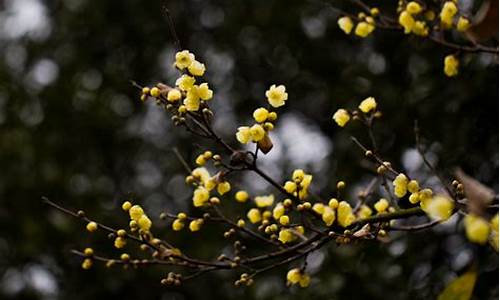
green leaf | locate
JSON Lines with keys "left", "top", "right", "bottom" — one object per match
{"left": 437, "top": 271, "right": 477, "bottom": 300}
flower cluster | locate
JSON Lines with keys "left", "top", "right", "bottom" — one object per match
{"left": 333, "top": 0, "right": 490, "bottom": 78}
{"left": 46, "top": 47, "right": 497, "bottom": 293}
{"left": 337, "top": 13, "right": 376, "bottom": 38}
{"left": 140, "top": 50, "right": 213, "bottom": 113}
{"left": 185, "top": 166, "right": 231, "bottom": 208}
{"left": 398, "top": 1, "right": 429, "bottom": 36}
{"left": 311, "top": 199, "right": 356, "bottom": 227}
{"left": 286, "top": 268, "right": 310, "bottom": 288}
{"left": 332, "top": 96, "right": 378, "bottom": 127}
{"left": 283, "top": 169, "right": 313, "bottom": 200}
{"left": 235, "top": 85, "right": 285, "bottom": 152}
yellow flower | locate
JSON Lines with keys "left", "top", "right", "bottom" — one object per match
{"left": 174, "top": 50, "right": 195, "bottom": 70}
{"left": 374, "top": 198, "right": 389, "bottom": 213}
{"left": 129, "top": 205, "right": 144, "bottom": 221}
{"left": 338, "top": 16, "right": 354, "bottom": 34}
{"left": 247, "top": 208, "right": 262, "bottom": 224}
{"left": 338, "top": 201, "right": 355, "bottom": 227}
{"left": 195, "top": 154, "right": 206, "bottom": 166}
{"left": 457, "top": 17, "right": 470, "bottom": 32}
{"left": 138, "top": 215, "right": 152, "bottom": 231}
{"left": 440, "top": 1, "right": 458, "bottom": 28}
{"left": 217, "top": 181, "right": 231, "bottom": 195}
{"left": 250, "top": 124, "right": 266, "bottom": 142}
{"left": 328, "top": 198, "right": 339, "bottom": 209}
{"left": 286, "top": 269, "right": 310, "bottom": 287}
{"left": 418, "top": 188, "right": 433, "bottom": 202}
{"left": 399, "top": 11, "right": 415, "bottom": 34}
{"left": 284, "top": 181, "right": 297, "bottom": 194}
{"left": 393, "top": 173, "right": 409, "bottom": 198}
{"left": 278, "top": 229, "right": 294, "bottom": 243}
{"left": 273, "top": 202, "right": 285, "bottom": 220}
{"left": 299, "top": 274, "right": 310, "bottom": 288}
{"left": 189, "top": 219, "right": 204, "bottom": 232}
{"left": 81, "top": 258, "right": 93, "bottom": 270}
{"left": 287, "top": 268, "right": 302, "bottom": 284}
{"left": 167, "top": 89, "right": 182, "bottom": 102}
{"left": 370, "top": 8, "right": 380, "bottom": 16}
{"left": 407, "top": 180, "right": 420, "bottom": 193}
{"left": 357, "top": 204, "right": 372, "bottom": 219}
{"left": 187, "top": 60, "right": 206, "bottom": 77}
{"left": 253, "top": 107, "right": 269, "bottom": 123}
{"left": 192, "top": 167, "right": 210, "bottom": 184}
{"left": 150, "top": 87, "right": 160, "bottom": 98}
{"left": 354, "top": 22, "right": 375, "bottom": 37}
{"left": 333, "top": 109, "right": 350, "bottom": 127}
{"left": 409, "top": 193, "right": 420, "bottom": 204}
{"left": 197, "top": 83, "right": 213, "bottom": 101}
{"left": 120, "top": 253, "right": 130, "bottom": 261}
{"left": 235, "top": 190, "right": 249, "bottom": 203}
{"left": 255, "top": 194, "right": 275, "bottom": 207}
{"left": 421, "top": 195, "right": 454, "bottom": 221}
{"left": 464, "top": 214, "right": 490, "bottom": 244}
{"left": 236, "top": 126, "right": 252, "bottom": 144}
{"left": 205, "top": 178, "right": 217, "bottom": 191}
{"left": 312, "top": 203, "right": 325, "bottom": 215}
{"left": 84, "top": 248, "right": 94, "bottom": 256}
{"left": 184, "top": 89, "right": 201, "bottom": 111}
{"left": 172, "top": 219, "right": 184, "bottom": 231}
{"left": 86, "top": 221, "right": 98, "bottom": 232}
{"left": 365, "top": 16, "right": 375, "bottom": 25}
{"left": 444, "top": 55, "right": 459, "bottom": 77}
{"left": 412, "top": 21, "right": 429, "bottom": 36}
{"left": 322, "top": 206, "right": 336, "bottom": 226}
{"left": 265, "top": 84, "right": 288, "bottom": 108}
{"left": 237, "top": 219, "right": 246, "bottom": 227}
{"left": 358, "top": 97, "right": 377, "bottom": 113}
{"left": 298, "top": 174, "right": 313, "bottom": 200}
{"left": 267, "top": 111, "right": 278, "bottom": 121}
{"left": 292, "top": 169, "right": 305, "bottom": 181}
{"left": 121, "top": 201, "right": 132, "bottom": 211}
{"left": 114, "top": 237, "right": 126, "bottom": 248}
{"left": 406, "top": 2, "right": 422, "bottom": 14}
{"left": 279, "top": 215, "right": 290, "bottom": 226}
{"left": 193, "top": 186, "right": 210, "bottom": 207}
{"left": 175, "top": 74, "right": 196, "bottom": 91}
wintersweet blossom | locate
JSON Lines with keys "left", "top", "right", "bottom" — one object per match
{"left": 464, "top": 214, "right": 490, "bottom": 244}
{"left": 444, "top": 55, "right": 459, "bottom": 77}
{"left": 358, "top": 97, "right": 377, "bottom": 113}
{"left": 265, "top": 84, "right": 288, "bottom": 107}
{"left": 333, "top": 109, "right": 350, "bottom": 127}
{"left": 338, "top": 16, "right": 354, "bottom": 34}
{"left": 254, "top": 194, "right": 275, "bottom": 207}
{"left": 174, "top": 50, "right": 195, "bottom": 70}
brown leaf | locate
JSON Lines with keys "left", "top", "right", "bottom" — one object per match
{"left": 454, "top": 168, "right": 495, "bottom": 215}
{"left": 257, "top": 134, "right": 273, "bottom": 154}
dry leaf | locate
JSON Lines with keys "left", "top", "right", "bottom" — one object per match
{"left": 454, "top": 168, "right": 495, "bottom": 215}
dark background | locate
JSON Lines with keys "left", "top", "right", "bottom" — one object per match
{"left": 0, "top": 0, "right": 498, "bottom": 299}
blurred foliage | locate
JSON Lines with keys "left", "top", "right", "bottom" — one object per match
{"left": 0, "top": 0, "right": 497, "bottom": 299}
